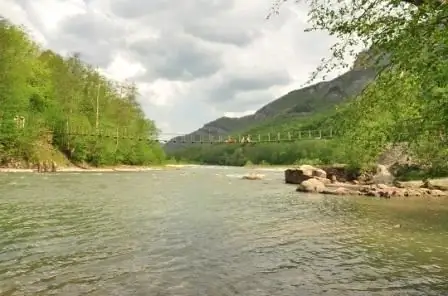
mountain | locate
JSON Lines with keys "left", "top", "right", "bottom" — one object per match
{"left": 164, "top": 51, "right": 384, "bottom": 153}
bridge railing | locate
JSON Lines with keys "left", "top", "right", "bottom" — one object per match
{"left": 2, "top": 118, "right": 446, "bottom": 146}
{"left": 0, "top": 118, "right": 337, "bottom": 144}
{"left": 163, "top": 129, "right": 338, "bottom": 144}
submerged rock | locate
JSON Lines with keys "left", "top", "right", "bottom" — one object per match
{"left": 242, "top": 173, "right": 264, "bottom": 180}
{"left": 296, "top": 178, "right": 326, "bottom": 193}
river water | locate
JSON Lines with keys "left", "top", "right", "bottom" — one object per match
{"left": 0, "top": 166, "right": 448, "bottom": 295}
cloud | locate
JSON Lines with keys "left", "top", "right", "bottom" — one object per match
{"left": 184, "top": 22, "right": 258, "bottom": 47}
{"left": 0, "top": 0, "right": 349, "bottom": 135}
{"left": 204, "top": 70, "right": 291, "bottom": 109}
{"left": 129, "top": 33, "right": 222, "bottom": 81}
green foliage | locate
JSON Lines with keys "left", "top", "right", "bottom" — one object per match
{"left": 392, "top": 163, "right": 448, "bottom": 181}
{"left": 169, "top": 140, "right": 351, "bottom": 167}
{"left": 170, "top": 0, "right": 448, "bottom": 174}
{"left": 263, "top": 0, "right": 448, "bottom": 173}
{"left": 0, "top": 20, "right": 165, "bottom": 167}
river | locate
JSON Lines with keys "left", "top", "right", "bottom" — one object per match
{"left": 1, "top": 166, "right": 448, "bottom": 295}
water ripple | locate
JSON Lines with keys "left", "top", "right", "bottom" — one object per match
{"left": 1, "top": 169, "right": 448, "bottom": 295}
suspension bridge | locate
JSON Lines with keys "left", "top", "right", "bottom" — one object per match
{"left": 1, "top": 117, "right": 336, "bottom": 144}
{"left": 163, "top": 129, "right": 336, "bottom": 144}
{"left": 56, "top": 128, "right": 336, "bottom": 144}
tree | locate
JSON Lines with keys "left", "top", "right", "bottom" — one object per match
{"left": 0, "top": 20, "right": 166, "bottom": 167}
{"left": 269, "top": 0, "right": 448, "bottom": 169}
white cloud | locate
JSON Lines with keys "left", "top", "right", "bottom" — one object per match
{"left": 0, "top": 0, "right": 350, "bottom": 136}
{"left": 224, "top": 110, "right": 256, "bottom": 118}
{"left": 138, "top": 80, "right": 190, "bottom": 107}
{"left": 27, "top": 0, "right": 85, "bottom": 33}
{"left": 102, "top": 52, "right": 146, "bottom": 81}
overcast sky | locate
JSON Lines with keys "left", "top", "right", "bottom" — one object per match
{"left": 0, "top": 0, "right": 350, "bottom": 137}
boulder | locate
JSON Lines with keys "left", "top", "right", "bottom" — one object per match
{"left": 285, "top": 165, "right": 327, "bottom": 184}
{"left": 285, "top": 168, "right": 307, "bottom": 184}
{"left": 321, "top": 165, "right": 361, "bottom": 183}
{"left": 296, "top": 178, "right": 326, "bottom": 193}
{"left": 358, "top": 183, "right": 448, "bottom": 198}
{"left": 376, "top": 183, "right": 389, "bottom": 189}
{"left": 372, "top": 164, "right": 394, "bottom": 185}
{"left": 421, "top": 179, "right": 448, "bottom": 191}
{"left": 430, "top": 189, "right": 448, "bottom": 197}
{"left": 289, "top": 165, "right": 448, "bottom": 199}
{"left": 330, "top": 175, "right": 338, "bottom": 183}
{"left": 322, "top": 187, "right": 353, "bottom": 196}
{"left": 242, "top": 173, "right": 264, "bottom": 180}
{"left": 403, "top": 189, "right": 422, "bottom": 197}
{"left": 316, "top": 177, "right": 332, "bottom": 185}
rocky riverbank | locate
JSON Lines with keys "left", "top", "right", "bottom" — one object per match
{"left": 285, "top": 165, "right": 448, "bottom": 198}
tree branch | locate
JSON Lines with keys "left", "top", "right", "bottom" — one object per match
{"left": 401, "top": 0, "right": 446, "bottom": 6}
{"left": 402, "top": 0, "right": 424, "bottom": 6}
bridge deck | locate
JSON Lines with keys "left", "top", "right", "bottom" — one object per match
{"left": 61, "top": 129, "right": 335, "bottom": 144}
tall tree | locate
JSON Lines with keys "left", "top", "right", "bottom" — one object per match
{"left": 270, "top": 0, "right": 448, "bottom": 169}
{"left": 0, "top": 20, "right": 165, "bottom": 167}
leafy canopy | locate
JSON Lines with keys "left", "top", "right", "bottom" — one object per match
{"left": 0, "top": 19, "right": 166, "bottom": 167}
{"left": 269, "top": 0, "right": 448, "bottom": 167}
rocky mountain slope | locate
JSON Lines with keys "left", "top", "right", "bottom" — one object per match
{"left": 164, "top": 51, "right": 384, "bottom": 153}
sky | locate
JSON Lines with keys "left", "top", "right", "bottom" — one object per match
{"left": 0, "top": 0, "right": 349, "bottom": 138}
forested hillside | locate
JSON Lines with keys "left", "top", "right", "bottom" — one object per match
{"left": 167, "top": 109, "right": 346, "bottom": 167}
{"left": 164, "top": 57, "right": 377, "bottom": 153}
{"left": 167, "top": 53, "right": 380, "bottom": 166}
{"left": 0, "top": 19, "right": 165, "bottom": 168}
{"left": 170, "top": 0, "right": 448, "bottom": 179}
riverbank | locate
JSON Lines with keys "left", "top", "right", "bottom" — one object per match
{"left": 285, "top": 164, "right": 448, "bottom": 199}
{"left": 0, "top": 164, "right": 191, "bottom": 173}
{"left": 0, "top": 163, "right": 281, "bottom": 174}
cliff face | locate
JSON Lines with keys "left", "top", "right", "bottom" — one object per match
{"left": 164, "top": 53, "right": 380, "bottom": 153}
